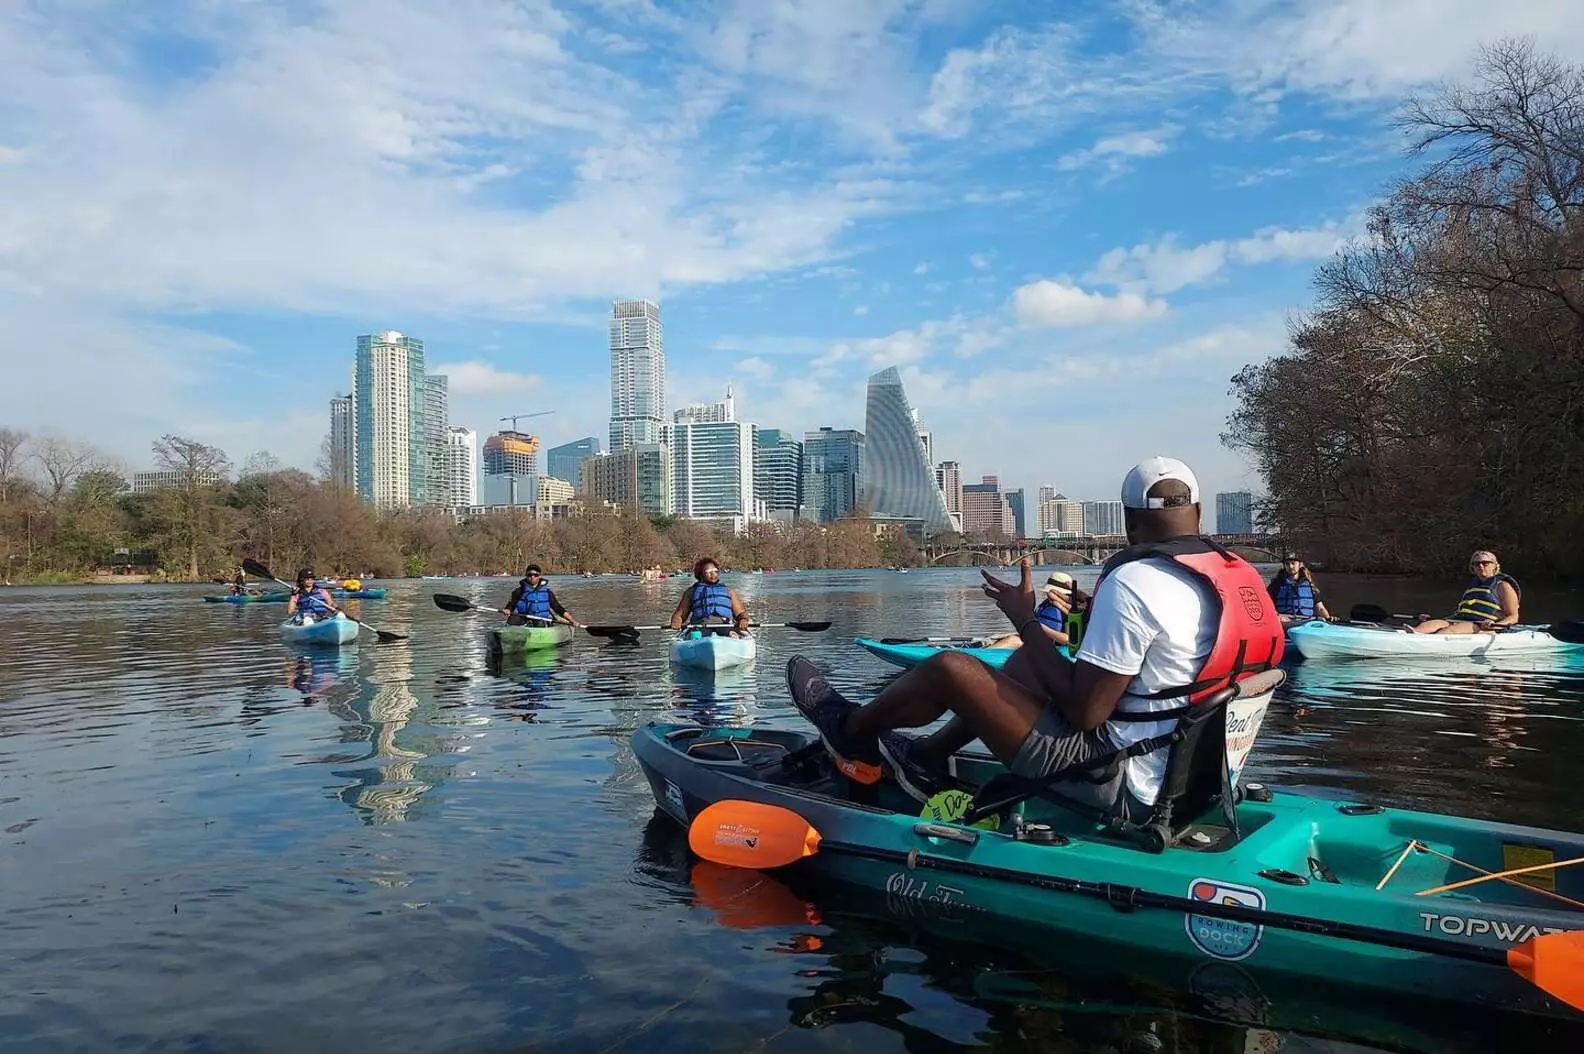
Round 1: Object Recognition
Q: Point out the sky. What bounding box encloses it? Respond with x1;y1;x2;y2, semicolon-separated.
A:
2;0;1580;529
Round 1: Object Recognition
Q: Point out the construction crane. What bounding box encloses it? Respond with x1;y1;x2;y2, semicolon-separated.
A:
497;410;555;508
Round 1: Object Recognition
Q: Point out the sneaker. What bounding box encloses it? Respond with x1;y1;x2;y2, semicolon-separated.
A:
786;656;882;785
878;731;943;803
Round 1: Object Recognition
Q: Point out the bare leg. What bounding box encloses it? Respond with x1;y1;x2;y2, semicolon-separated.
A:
845;651;1050;764
985;633;1022;650
1430;620;1481;635
916;646;1046;766
1410;619;1453;634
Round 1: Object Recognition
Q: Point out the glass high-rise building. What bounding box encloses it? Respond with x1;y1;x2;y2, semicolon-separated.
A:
354;330;427;508
422;373;449;506
445;427;477;507
669;420;755;531
803;427;864;523
1082;500;1125;535
582;444;672;518
547;437;600;493
861;367;954;536
329;394;354;490
1216;491;1255;534
609;299;665;451
754;428;803;518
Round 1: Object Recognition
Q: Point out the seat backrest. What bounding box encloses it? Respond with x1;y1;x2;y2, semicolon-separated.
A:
1151;668;1287;834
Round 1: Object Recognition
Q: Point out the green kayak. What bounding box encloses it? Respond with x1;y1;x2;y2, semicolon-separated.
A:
489;622;574;653
634;714;1584;1020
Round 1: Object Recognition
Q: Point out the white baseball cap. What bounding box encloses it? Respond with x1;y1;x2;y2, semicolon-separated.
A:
1121;456;1200;509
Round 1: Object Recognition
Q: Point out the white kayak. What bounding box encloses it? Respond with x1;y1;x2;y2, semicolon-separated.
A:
669;631;757;671
280;613;360;647
1286;619;1578;662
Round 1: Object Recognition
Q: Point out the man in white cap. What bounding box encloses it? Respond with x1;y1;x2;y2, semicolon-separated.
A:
784;456;1283;822
986;570;1080;649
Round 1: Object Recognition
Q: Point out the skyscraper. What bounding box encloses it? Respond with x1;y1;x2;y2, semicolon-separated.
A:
422;373;449;506
445;427;477;507
861;367;954;536
481;430;541;506
1217;491;1255;534
669;419;756;532
803;427;864;523
547;437;601;494
962;476;1014;538
754;428;803;519
935;461;963;532
609;298;665;451
1082;500;1125;535
354;330;427;508
1006;488;1026;539
582;445;672;518
329;394;354;490
674;386;735;424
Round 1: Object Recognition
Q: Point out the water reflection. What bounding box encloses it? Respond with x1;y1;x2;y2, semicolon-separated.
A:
665;660;760;727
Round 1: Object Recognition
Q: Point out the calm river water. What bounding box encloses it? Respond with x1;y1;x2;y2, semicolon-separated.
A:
3;567;1583;1052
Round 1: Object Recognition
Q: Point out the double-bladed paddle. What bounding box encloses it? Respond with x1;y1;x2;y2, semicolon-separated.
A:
584;620;832;639
243;559;407;643
686;800;1584;1012
431;593;565;626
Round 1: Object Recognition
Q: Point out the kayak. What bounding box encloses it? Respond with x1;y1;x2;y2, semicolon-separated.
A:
670;632;757;671
633;721;1584;1019
855;637;1013;669
490;622;574;653
334;587;386;600
203;592;284;604
1287;620;1581;662
279;613;360;646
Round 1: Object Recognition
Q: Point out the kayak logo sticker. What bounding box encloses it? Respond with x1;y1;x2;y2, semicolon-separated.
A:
1186;878;1265;961
664;780;686;817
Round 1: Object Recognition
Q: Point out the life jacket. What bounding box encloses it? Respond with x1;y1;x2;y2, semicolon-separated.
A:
1453;572;1519;621
1095;536;1285;711
296;586;333;617
513;580;554;620
1034;598;1067;633
1273;575;1317;618
688;581;734;623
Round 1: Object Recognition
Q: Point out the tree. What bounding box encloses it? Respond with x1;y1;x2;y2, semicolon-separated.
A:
151;434;232;580
0;428;27;504
33;435;96;503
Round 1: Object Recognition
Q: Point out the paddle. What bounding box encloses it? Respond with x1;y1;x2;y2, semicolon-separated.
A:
584;621;832;639
878;635;994;646
1348;603;1422;624
687;800;1584;1012
431;593;564;626
243;559;407;643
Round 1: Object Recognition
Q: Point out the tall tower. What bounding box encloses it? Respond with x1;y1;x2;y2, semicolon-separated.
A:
861;366;955;536
608;298;665;452
445;427;478;507
329;394;354;490
422;373;448;506
354;330;426;508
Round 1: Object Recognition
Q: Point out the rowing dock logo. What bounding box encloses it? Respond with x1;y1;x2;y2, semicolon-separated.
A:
1186;878;1265;961
664;780;686;817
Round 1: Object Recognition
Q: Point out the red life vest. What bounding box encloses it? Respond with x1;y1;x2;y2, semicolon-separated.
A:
1092;536;1285;707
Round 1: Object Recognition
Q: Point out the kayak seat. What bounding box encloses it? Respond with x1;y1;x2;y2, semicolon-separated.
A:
961;668;1287;854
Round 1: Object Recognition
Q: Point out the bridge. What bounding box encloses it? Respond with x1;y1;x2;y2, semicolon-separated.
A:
921;534;1287;567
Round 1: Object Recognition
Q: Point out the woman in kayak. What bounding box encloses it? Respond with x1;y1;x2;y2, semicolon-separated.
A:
987;572;1079;648
669;557;750;637
1266;553;1335;624
499;564;583;628
1410;550;1520;634
286;568;340;624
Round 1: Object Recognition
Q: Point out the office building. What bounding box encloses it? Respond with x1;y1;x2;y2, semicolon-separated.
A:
353;330;427;507
803;427;864;523
329;394;354;489
674;386;735;425
422;374;449;506
1006;488;1026;539
546;437;600;494
935;461;963;532
1083;500;1125;536
962;475;1015;537
481;430;542;507
536;476;574;515
445;427;477;508
860;367;954;536
609;298;665;451
1217;491;1255;534
754;428;803;519
670;419;755;532
1037;494;1084;536
582;444;672;518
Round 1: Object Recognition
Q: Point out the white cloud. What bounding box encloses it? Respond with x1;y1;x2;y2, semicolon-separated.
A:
734;356;775;381
913;261;931;274
1274;129;1327;143
430;360;542;395
1084;216;1365;295
968;253;991;270
853;304;870;316
1012;280;1168;327
1056;125;1180;176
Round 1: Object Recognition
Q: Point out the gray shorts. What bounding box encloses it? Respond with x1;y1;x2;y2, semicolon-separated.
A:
1009;706;1146;820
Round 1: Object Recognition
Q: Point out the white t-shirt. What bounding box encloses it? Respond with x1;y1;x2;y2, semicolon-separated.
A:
1075;557;1217;805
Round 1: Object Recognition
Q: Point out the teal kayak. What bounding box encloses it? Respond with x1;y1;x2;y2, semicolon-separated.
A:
203;592;284;604
279;613;360;646
633;721;1584;1019
855;637;1015;669
334;588;386;599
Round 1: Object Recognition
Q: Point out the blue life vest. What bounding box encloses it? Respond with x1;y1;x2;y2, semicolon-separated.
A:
1034;599;1066;633
1273;576;1317;618
1453;572;1519;622
296;587;332;617
513;580;554;620
688;581;734;623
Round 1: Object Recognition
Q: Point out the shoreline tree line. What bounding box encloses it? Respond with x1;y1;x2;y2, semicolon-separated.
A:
1226;38;1584;580
0;430;932;583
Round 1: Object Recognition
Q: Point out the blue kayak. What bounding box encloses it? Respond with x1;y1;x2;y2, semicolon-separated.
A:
855;637;1028;670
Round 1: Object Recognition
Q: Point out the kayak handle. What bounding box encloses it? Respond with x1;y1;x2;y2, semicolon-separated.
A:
913;823;979;846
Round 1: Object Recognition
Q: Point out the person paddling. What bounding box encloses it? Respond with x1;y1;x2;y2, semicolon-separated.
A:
286;568;340;624
669;557;750;638
500;564;582;628
1410;550;1520;634
785;456;1284;819
1267;553;1335;624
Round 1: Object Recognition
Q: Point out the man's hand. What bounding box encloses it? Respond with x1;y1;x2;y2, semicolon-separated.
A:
981;557;1036;627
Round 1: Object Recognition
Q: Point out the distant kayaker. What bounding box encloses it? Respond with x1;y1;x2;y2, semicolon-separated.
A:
669;557;750;637
1409;550;1520;634
229;567;247;596
987;571;1080;648
500;564;583;628
287;568;340;624
1267;553;1335;624
786;456;1283;821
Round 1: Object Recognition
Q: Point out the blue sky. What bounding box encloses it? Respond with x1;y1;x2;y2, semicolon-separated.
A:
2;0;1578;528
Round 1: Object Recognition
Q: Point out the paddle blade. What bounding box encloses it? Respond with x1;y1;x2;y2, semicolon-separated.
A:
688;800;822;869
784;621;832;632
1349;603;1390;623
373;628;408;643
432;594;477;612
1509;930;1584;1010
242;558;277;582
586;625;638;638
1544;620;1584;645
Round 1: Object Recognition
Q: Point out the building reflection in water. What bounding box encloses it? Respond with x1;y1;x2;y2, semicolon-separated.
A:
326;642;450;825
